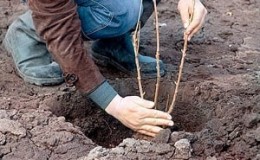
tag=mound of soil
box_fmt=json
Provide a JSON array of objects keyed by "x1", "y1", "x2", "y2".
[{"x1": 0, "y1": 0, "x2": 259, "y2": 159}]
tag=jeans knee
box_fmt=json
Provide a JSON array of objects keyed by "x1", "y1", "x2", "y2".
[
  {"x1": 113, "y1": 0, "x2": 141, "y2": 34},
  {"x1": 78, "y1": 0, "x2": 142, "y2": 39}
]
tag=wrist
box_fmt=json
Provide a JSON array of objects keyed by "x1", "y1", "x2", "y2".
[
  {"x1": 105, "y1": 94, "x2": 123, "y2": 116},
  {"x1": 88, "y1": 81, "x2": 118, "y2": 110}
]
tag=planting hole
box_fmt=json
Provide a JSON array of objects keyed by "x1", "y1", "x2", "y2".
[
  {"x1": 49, "y1": 80, "x2": 213, "y2": 147},
  {"x1": 50, "y1": 91, "x2": 133, "y2": 148}
]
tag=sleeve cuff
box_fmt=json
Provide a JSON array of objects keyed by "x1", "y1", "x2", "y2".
[{"x1": 87, "y1": 81, "x2": 118, "y2": 110}]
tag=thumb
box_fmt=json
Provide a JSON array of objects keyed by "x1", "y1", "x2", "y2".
[
  {"x1": 185, "y1": 15, "x2": 200, "y2": 36},
  {"x1": 130, "y1": 96, "x2": 155, "y2": 109},
  {"x1": 179, "y1": 7, "x2": 190, "y2": 29},
  {"x1": 184, "y1": 22, "x2": 189, "y2": 29}
]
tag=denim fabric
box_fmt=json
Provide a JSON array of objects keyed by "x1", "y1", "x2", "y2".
[{"x1": 75, "y1": 0, "x2": 142, "y2": 40}]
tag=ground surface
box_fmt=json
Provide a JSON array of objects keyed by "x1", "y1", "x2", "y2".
[{"x1": 0, "y1": 0, "x2": 259, "y2": 159}]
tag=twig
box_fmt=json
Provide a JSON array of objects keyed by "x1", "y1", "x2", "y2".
[
  {"x1": 165, "y1": 94, "x2": 170, "y2": 112},
  {"x1": 167, "y1": 0, "x2": 195, "y2": 114},
  {"x1": 152, "y1": 0, "x2": 161, "y2": 108},
  {"x1": 167, "y1": 36, "x2": 188, "y2": 114},
  {"x1": 133, "y1": 0, "x2": 145, "y2": 99}
]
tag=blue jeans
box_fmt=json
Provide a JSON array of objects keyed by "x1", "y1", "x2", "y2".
[{"x1": 75, "y1": 0, "x2": 142, "y2": 40}]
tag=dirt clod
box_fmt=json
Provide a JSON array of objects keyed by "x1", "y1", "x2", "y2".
[
  {"x1": 153, "y1": 128, "x2": 171, "y2": 143},
  {"x1": 174, "y1": 139, "x2": 192, "y2": 159},
  {"x1": 243, "y1": 113, "x2": 260, "y2": 128},
  {"x1": 170, "y1": 131, "x2": 197, "y2": 144},
  {"x1": 0, "y1": 133, "x2": 6, "y2": 145},
  {"x1": 0, "y1": 119, "x2": 26, "y2": 137}
]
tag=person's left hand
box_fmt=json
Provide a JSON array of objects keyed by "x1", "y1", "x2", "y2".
[
  {"x1": 178, "y1": 0, "x2": 207, "y2": 41},
  {"x1": 105, "y1": 95, "x2": 174, "y2": 137}
]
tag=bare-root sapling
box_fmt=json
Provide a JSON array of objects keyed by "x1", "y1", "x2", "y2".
[
  {"x1": 152, "y1": 0, "x2": 161, "y2": 108},
  {"x1": 133, "y1": 0, "x2": 145, "y2": 99}
]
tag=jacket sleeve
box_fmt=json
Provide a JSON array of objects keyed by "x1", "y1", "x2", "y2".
[{"x1": 28, "y1": 0, "x2": 105, "y2": 93}]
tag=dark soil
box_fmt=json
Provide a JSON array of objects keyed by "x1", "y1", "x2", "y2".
[
  {"x1": 0, "y1": 0, "x2": 259, "y2": 159},
  {"x1": 49, "y1": 91, "x2": 134, "y2": 148}
]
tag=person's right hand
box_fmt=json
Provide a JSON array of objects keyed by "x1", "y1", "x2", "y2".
[
  {"x1": 178, "y1": 0, "x2": 207, "y2": 41},
  {"x1": 105, "y1": 95, "x2": 174, "y2": 137}
]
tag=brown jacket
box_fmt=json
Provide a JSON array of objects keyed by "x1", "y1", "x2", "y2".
[{"x1": 28, "y1": 0, "x2": 105, "y2": 93}]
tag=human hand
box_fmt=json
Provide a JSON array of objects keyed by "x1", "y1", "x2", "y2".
[
  {"x1": 178, "y1": 0, "x2": 207, "y2": 41},
  {"x1": 105, "y1": 95, "x2": 174, "y2": 137}
]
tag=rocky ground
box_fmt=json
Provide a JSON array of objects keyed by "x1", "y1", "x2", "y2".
[{"x1": 0, "y1": 0, "x2": 259, "y2": 159}]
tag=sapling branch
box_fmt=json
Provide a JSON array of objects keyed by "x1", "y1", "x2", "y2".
[
  {"x1": 168, "y1": 35, "x2": 188, "y2": 114},
  {"x1": 168, "y1": 0, "x2": 195, "y2": 114},
  {"x1": 165, "y1": 94, "x2": 170, "y2": 112},
  {"x1": 152, "y1": 0, "x2": 161, "y2": 108},
  {"x1": 133, "y1": 0, "x2": 145, "y2": 99}
]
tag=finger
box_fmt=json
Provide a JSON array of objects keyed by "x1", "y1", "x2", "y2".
[
  {"x1": 142, "y1": 118, "x2": 174, "y2": 126},
  {"x1": 130, "y1": 96, "x2": 155, "y2": 109},
  {"x1": 137, "y1": 130, "x2": 157, "y2": 137},
  {"x1": 185, "y1": 5, "x2": 206, "y2": 36},
  {"x1": 140, "y1": 125, "x2": 163, "y2": 134},
  {"x1": 178, "y1": 4, "x2": 190, "y2": 28},
  {"x1": 185, "y1": 16, "x2": 200, "y2": 36},
  {"x1": 188, "y1": 10, "x2": 207, "y2": 40},
  {"x1": 143, "y1": 109, "x2": 172, "y2": 120},
  {"x1": 152, "y1": 110, "x2": 172, "y2": 120},
  {"x1": 188, "y1": 15, "x2": 205, "y2": 41}
]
